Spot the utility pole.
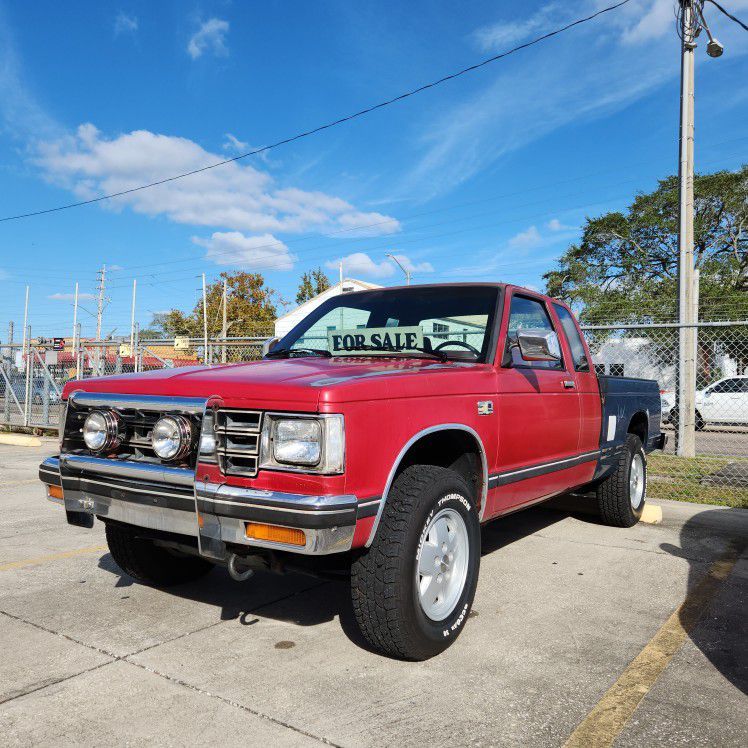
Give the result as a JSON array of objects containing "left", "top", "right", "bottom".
[
  {"left": 129, "top": 279, "right": 137, "bottom": 361},
  {"left": 72, "top": 282, "right": 79, "bottom": 377},
  {"left": 676, "top": 0, "right": 697, "bottom": 457},
  {"left": 95, "top": 265, "right": 107, "bottom": 341},
  {"left": 675, "top": 0, "right": 723, "bottom": 457},
  {"left": 202, "top": 273, "right": 209, "bottom": 365},
  {"left": 221, "top": 278, "right": 228, "bottom": 364},
  {"left": 21, "top": 285, "right": 29, "bottom": 354},
  {"left": 386, "top": 253, "right": 411, "bottom": 285},
  {"left": 339, "top": 261, "right": 343, "bottom": 292}
]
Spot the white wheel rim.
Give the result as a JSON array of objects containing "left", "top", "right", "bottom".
[
  {"left": 630, "top": 453, "right": 645, "bottom": 509},
  {"left": 416, "top": 503, "right": 469, "bottom": 622}
]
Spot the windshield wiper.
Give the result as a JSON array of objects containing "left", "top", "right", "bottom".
[
  {"left": 265, "top": 347, "right": 332, "bottom": 359},
  {"left": 344, "top": 344, "right": 448, "bottom": 363}
]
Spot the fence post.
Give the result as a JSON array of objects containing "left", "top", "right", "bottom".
[{"left": 23, "top": 326, "right": 31, "bottom": 427}]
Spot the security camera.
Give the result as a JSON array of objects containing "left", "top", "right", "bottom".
[{"left": 706, "top": 38, "right": 724, "bottom": 57}]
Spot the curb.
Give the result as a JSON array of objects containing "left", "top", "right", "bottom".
[
  {"left": 640, "top": 504, "right": 663, "bottom": 524},
  {"left": 0, "top": 433, "right": 43, "bottom": 447}
]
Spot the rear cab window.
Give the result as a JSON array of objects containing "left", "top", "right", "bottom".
[{"left": 553, "top": 303, "right": 590, "bottom": 372}]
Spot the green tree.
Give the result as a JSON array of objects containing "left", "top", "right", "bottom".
[
  {"left": 544, "top": 166, "right": 747, "bottom": 324},
  {"left": 296, "top": 267, "right": 331, "bottom": 305},
  {"left": 159, "top": 272, "right": 277, "bottom": 338}
]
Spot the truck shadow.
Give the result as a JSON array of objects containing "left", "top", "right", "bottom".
[
  {"left": 658, "top": 508, "right": 748, "bottom": 695},
  {"left": 98, "top": 505, "right": 748, "bottom": 668},
  {"left": 97, "top": 504, "right": 578, "bottom": 654}
]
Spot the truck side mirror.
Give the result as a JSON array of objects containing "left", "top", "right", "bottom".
[
  {"left": 516, "top": 330, "right": 562, "bottom": 363},
  {"left": 262, "top": 336, "right": 281, "bottom": 357}
]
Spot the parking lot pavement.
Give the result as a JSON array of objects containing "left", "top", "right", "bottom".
[{"left": 1, "top": 443, "right": 746, "bottom": 747}]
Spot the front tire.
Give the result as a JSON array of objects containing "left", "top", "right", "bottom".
[
  {"left": 350, "top": 465, "right": 480, "bottom": 660},
  {"left": 597, "top": 434, "right": 647, "bottom": 528},
  {"left": 105, "top": 522, "right": 213, "bottom": 586}
]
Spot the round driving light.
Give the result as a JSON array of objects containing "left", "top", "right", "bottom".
[
  {"left": 83, "top": 410, "right": 121, "bottom": 453},
  {"left": 151, "top": 415, "right": 192, "bottom": 461}
]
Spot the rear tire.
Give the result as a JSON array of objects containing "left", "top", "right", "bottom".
[
  {"left": 105, "top": 522, "right": 213, "bottom": 586},
  {"left": 597, "top": 434, "right": 646, "bottom": 528},
  {"left": 350, "top": 465, "right": 480, "bottom": 660}
]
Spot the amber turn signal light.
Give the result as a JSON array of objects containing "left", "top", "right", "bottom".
[
  {"left": 245, "top": 522, "right": 306, "bottom": 547},
  {"left": 47, "top": 484, "right": 64, "bottom": 500}
]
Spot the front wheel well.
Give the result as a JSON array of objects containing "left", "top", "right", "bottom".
[{"left": 394, "top": 429, "right": 485, "bottom": 511}]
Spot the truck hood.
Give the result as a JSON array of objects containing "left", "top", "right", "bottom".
[{"left": 63, "top": 356, "right": 493, "bottom": 409}]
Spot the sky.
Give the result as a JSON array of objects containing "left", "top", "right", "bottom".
[{"left": 0, "top": 0, "right": 746, "bottom": 340}]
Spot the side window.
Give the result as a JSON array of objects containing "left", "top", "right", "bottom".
[
  {"left": 553, "top": 304, "right": 590, "bottom": 372},
  {"left": 505, "top": 295, "right": 563, "bottom": 370},
  {"left": 712, "top": 379, "right": 741, "bottom": 394}
]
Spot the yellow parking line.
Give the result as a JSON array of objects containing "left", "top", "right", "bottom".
[
  {"left": 0, "top": 545, "right": 108, "bottom": 572},
  {"left": 563, "top": 543, "right": 743, "bottom": 748}
]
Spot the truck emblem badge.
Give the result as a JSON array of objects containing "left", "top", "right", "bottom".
[{"left": 477, "top": 401, "right": 493, "bottom": 416}]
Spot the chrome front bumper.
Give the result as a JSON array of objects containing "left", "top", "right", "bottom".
[{"left": 40, "top": 455, "right": 368, "bottom": 557}]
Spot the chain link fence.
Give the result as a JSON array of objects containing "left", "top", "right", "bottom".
[
  {"left": 581, "top": 321, "right": 748, "bottom": 508},
  {"left": 2, "top": 322, "right": 746, "bottom": 507}
]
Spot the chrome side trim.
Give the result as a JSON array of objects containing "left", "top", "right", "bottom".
[
  {"left": 197, "top": 481, "right": 358, "bottom": 513},
  {"left": 364, "top": 423, "right": 489, "bottom": 548},
  {"left": 487, "top": 449, "right": 601, "bottom": 487},
  {"left": 69, "top": 391, "right": 206, "bottom": 415},
  {"left": 60, "top": 453, "right": 194, "bottom": 487}
]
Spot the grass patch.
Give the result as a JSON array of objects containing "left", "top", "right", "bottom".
[{"left": 647, "top": 453, "right": 748, "bottom": 509}]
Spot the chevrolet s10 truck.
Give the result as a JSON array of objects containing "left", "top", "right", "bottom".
[{"left": 40, "top": 284, "right": 665, "bottom": 660}]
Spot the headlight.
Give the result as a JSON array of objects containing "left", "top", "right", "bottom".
[
  {"left": 83, "top": 409, "right": 121, "bottom": 452},
  {"left": 151, "top": 415, "right": 193, "bottom": 461},
  {"left": 260, "top": 414, "right": 344, "bottom": 473},
  {"left": 274, "top": 419, "right": 321, "bottom": 465}
]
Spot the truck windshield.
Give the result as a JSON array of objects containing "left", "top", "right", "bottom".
[{"left": 275, "top": 286, "right": 500, "bottom": 362}]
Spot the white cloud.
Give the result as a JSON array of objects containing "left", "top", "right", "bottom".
[
  {"left": 33, "top": 124, "right": 400, "bottom": 255},
  {"left": 547, "top": 218, "right": 574, "bottom": 232},
  {"left": 187, "top": 18, "right": 229, "bottom": 60},
  {"left": 193, "top": 232, "right": 294, "bottom": 271},
  {"left": 48, "top": 292, "right": 96, "bottom": 301},
  {"left": 622, "top": 0, "right": 674, "bottom": 45},
  {"left": 403, "top": 1, "right": 748, "bottom": 200},
  {"left": 509, "top": 225, "right": 542, "bottom": 249},
  {"left": 390, "top": 253, "right": 434, "bottom": 274},
  {"left": 327, "top": 253, "right": 395, "bottom": 279},
  {"left": 473, "top": 2, "right": 563, "bottom": 50},
  {"left": 114, "top": 12, "right": 138, "bottom": 36},
  {"left": 335, "top": 211, "right": 400, "bottom": 236},
  {"left": 222, "top": 133, "right": 248, "bottom": 152},
  {"left": 326, "top": 252, "right": 431, "bottom": 279}
]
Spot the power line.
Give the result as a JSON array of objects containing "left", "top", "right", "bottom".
[
  {"left": 706, "top": 0, "right": 748, "bottom": 31},
  {"left": 0, "top": 0, "right": 633, "bottom": 224}
]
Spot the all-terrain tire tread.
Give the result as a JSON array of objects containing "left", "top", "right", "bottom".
[
  {"left": 597, "top": 433, "right": 644, "bottom": 528},
  {"left": 350, "top": 464, "right": 461, "bottom": 659}
]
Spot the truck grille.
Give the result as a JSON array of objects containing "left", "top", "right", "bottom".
[
  {"left": 214, "top": 409, "right": 263, "bottom": 478},
  {"left": 62, "top": 396, "right": 204, "bottom": 469}
]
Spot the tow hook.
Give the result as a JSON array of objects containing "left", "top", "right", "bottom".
[{"left": 227, "top": 553, "right": 254, "bottom": 582}]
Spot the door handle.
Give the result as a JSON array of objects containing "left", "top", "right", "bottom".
[{"left": 562, "top": 380, "right": 576, "bottom": 389}]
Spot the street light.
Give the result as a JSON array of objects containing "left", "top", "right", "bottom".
[{"left": 385, "top": 253, "right": 411, "bottom": 285}]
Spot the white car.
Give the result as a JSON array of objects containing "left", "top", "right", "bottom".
[{"left": 662, "top": 375, "right": 748, "bottom": 429}]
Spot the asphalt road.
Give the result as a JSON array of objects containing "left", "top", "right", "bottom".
[
  {"left": 1, "top": 442, "right": 746, "bottom": 747},
  {"left": 661, "top": 423, "right": 748, "bottom": 459}
]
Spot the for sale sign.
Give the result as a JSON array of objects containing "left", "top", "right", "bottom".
[{"left": 327, "top": 326, "right": 424, "bottom": 355}]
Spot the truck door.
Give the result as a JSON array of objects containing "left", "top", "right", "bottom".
[
  {"left": 494, "top": 292, "right": 582, "bottom": 510},
  {"left": 552, "top": 302, "right": 602, "bottom": 457}
]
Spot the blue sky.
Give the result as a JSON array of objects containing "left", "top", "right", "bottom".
[{"left": 1, "top": 0, "right": 746, "bottom": 339}]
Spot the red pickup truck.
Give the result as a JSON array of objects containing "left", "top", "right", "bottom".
[{"left": 40, "top": 283, "right": 665, "bottom": 660}]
